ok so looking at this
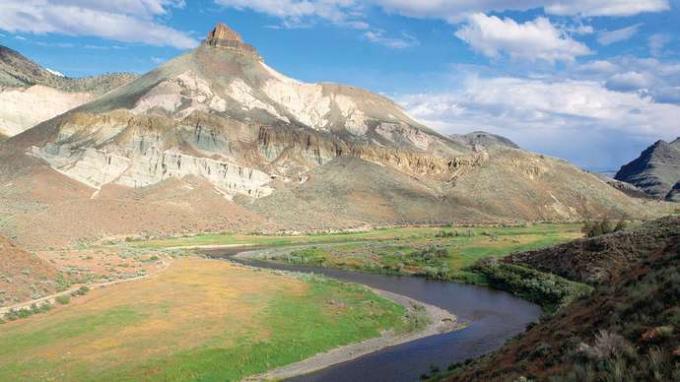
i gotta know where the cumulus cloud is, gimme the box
[0,0,197,49]
[214,1,670,52]
[399,75,680,168]
[597,23,642,45]
[572,57,680,103]
[605,71,652,91]
[454,14,591,63]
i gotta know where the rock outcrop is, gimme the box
[450,131,520,150]
[205,23,260,58]
[615,138,680,200]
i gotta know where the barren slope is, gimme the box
[615,138,680,200]
[0,45,136,137]
[0,235,58,306]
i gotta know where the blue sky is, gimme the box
[1,0,679,171]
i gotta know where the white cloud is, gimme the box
[649,33,671,56]
[373,0,669,20]
[214,1,671,28]
[455,14,591,63]
[399,75,680,168]
[214,0,359,26]
[605,71,652,92]
[572,57,680,102]
[0,0,197,49]
[597,23,642,45]
[364,30,418,49]
[544,0,669,17]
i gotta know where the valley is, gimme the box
[0,9,679,382]
[0,257,423,381]
[0,223,579,381]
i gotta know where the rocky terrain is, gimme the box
[449,131,519,150]
[505,218,680,284]
[0,235,58,306]
[615,138,680,201]
[0,23,670,248]
[443,217,680,381]
[0,45,136,137]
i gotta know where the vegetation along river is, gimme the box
[205,246,541,382]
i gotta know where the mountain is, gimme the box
[615,138,680,201]
[0,45,136,137]
[444,217,680,381]
[449,131,520,150]
[0,23,668,248]
[0,235,58,307]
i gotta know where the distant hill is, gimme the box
[449,131,520,150]
[0,45,136,137]
[445,217,680,381]
[615,138,680,201]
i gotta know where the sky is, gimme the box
[1,1,679,171]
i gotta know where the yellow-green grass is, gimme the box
[137,223,581,250]
[270,224,582,283]
[0,258,411,381]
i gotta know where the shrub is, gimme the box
[55,295,71,305]
[581,218,627,238]
[71,285,90,297]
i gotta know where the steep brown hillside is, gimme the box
[443,217,680,382]
[505,217,680,284]
[0,235,58,306]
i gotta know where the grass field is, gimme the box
[259,224,582,284]
[138,224,581,251]
[0,258,414,381]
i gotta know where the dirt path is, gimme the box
[235,248,462,382]
[0,259,172,315]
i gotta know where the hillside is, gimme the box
[0,235,58,307]
[0,45,136,137]
[615,138,680,200]
[0,23,670,248]
[449,131,520,150]
[442,217,680,381]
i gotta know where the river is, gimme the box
[204,246,541,382]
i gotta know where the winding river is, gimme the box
[205,246,541,382]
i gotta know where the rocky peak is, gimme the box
[204,23,259,58]
[206,23,243,45]
[671,137,680,147]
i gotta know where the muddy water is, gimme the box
[205,247,541,382]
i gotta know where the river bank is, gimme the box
[213,246,541,381]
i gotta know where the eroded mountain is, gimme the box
[0,23,668,247]
[0,45,136,137]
